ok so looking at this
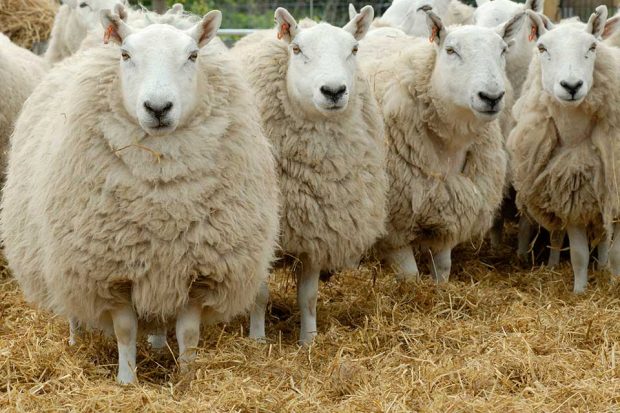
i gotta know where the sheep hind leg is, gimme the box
[489,216,503,248]
[609,224,620,277]
[110,304,138,384]
[430,247,452,284]
[598,237,610,271]
[297,258,321,346]
[385,246,419,281]
[567,225,589,294]
[176,302,202,373]
[249,280,269,341]
[517,216,534,259]
[147,326,167,352]
[68,317,81,346]
[547,230,565,268]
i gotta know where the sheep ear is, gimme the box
[603,14,620,39]
[114,3,128,22]
[275,8,299,43]
[348,3,358,21]
[343,5,374,40]
[100,7,133,44]
[524,10,548,40]
[166,3,184,15]
[586,5,608,38]
[524,0,544,13]
[498,11,526,41]
[475,0,490,6]
[188,10,222,48]
[425,10,446,46]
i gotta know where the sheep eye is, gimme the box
[292,45,301,55]
[188,51,198,62]
[79,2,88,7]
[589,43,597,52]
[121,51,130,61]
[352,45,359,55]
[446,47,456,55]
[537,44,547,53]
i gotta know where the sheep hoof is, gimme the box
[394,271,419,282]
[298,331,317,346]
[148,334,168,352]
[116,369,136,385]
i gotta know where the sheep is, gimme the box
[508,7,620,293]
[1,6,279,383]
[358,11,521,282]
[603,12,620,47]
[232,7,387,345]
[350,0,474,38]
[0,33,48,177]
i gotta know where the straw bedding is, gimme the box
[0,0,57,49]
[3,228,620,411]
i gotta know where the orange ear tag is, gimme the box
[103,25,114,44]
[528,25,537,42]
[429,26,438,43]
[277,22,290,40]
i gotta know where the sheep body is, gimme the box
[1,43,279,328]
[360,35,507,252]
[0,33,47,174]
[233,30,387,271]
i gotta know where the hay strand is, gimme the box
[0,0,58,49]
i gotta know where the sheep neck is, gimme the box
[548,103,593,148]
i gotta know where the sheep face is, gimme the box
[527,7,607,105]
[65,0,125,31]
[426,11,520,121]
[274,7,373,118]
[100,7,222,136]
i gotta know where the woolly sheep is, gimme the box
[603,12,620,47]
[1,7,279,383]
[359,11,519,282]
[0,34,48,177]
[509,7,620,293]
[232,7,387,345]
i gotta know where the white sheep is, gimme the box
[603,11,620,47]
[359,11,520,282]
[0,34,48,176]
[509,7,620,293]
[232,6,387,345]
[1,7,279,383]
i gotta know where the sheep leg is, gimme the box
[490,216,503,248]
[68,317,80,346]
[567,225,589,294]
[249,280,269,341]
[297,258,321,345]
[385,246,419,281]
[147,326,167,351]
[609,224,620,277]
[547,230,565,268]
[176,302,202,373]
[517,216,534,258]
[598,238,610,271]
[430,247,452,284]
[110,305,138,384]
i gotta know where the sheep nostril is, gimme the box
[320,85,347,102]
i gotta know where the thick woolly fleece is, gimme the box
[233,29,388,271]
[0,34,47,176]
[45,4,87,64]
[360,36,507,251]
[1,43,280,328]
[509,44,620,234]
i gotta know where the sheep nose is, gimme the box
[560,80,583,97]
[478,91,505,108]
[320,85,347,102]
[143,101,173,119]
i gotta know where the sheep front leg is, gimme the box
[110,304,138,384]
[598,238,609,270]
[547,230,565,268]
[567,225,589,294]
[176,302,202,373]
[147,326,167,351]
[609,224,620,277]
[68,317,80,346]
[517,216,534,258]
[490,216,503,248]
[430,247,452,284]
[297,258,321,345]
[249,280,269,341]
[385,246,419,281]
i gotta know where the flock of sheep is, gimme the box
[1,0,619,384]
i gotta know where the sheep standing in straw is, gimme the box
[0,33,47,176]
[509,7,620,293]
[359,11,521,281]
[232,6,387,345]
[1,6,279,383]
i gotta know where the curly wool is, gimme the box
[360,36,507,251]
[233,30,388,271]
[1,43,279,328]
[0,33,47,177]
[509,44,620,234]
